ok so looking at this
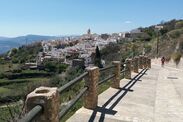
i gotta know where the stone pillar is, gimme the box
[144,56,148,68]
[84,66,99,109]
[133,56,139,73]
[25,87,60,122]
[124,59,132,79]
[148,58,151,69]
[112,61,121,89]
[139,55,143,69]
[131,58,134,71]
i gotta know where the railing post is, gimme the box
[145,56,149,69]
[133,56,139,73]
[124,59,132,79]
[142,56,147,69]
[131,58,134,71]
[112,61,120,89]
[25,87,60,122]
[148,58,151,69]
[139,55,143,69]
[84,66,99,109]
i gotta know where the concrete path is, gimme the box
[67,63,183,122]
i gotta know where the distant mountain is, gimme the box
[0,41,20,54]
[0,35,59,54]
[0,37,10,40]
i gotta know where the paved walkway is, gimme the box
[67,63,183,122]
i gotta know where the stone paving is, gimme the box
[67,62,183,122]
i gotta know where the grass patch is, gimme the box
[0,87,10,94]
[98,80,112,94]
[0,104,22,122]
[0,77,49,83]
[0,77,50,88]
[0,64,19,73]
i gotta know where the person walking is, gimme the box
[161,56,165,67]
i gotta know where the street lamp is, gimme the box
[155,25,163,58]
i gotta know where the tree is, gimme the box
[101,34,110,40]
[44,62,57,72]
[94,46,103,68]
[10,48,18,56]
[57,64,68,73]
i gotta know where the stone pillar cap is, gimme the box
[27,87,58,98]
[112,61,120,63]
[134,56,139,58]
[126,59,132,61]
[85,66,98,70]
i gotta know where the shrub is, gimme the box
[0,73,5,79]
[12,57,19,64]
[144,44,152,54]
[168,28,183,38]
[57,64,68,73]
[49,75,62,86]
[171,52,182,66]
[175,21,183,29]
[44,62,57,72]
[165,56,171,62]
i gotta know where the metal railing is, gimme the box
[59,87,88,119]
[19,55,150,122]
[19,105,43,122]
[99,65,115,72]
[98,64,116,85]
[58,72,88,93]
[120,69,127,76]
[58,72,88,120]
[98,74,115,85]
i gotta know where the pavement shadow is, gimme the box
[88,68,148,122]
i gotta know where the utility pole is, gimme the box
[155,25,163,58]
[157,33,159,57]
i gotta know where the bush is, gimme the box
[168,28,183,38]
[12,57,19,64]
[49,75,63,86]
[0,73,5,79]
[57,64,68,73]
[144,44,152,54]
[11,69,22,73]
[175,21,183,29]
[172,52,182,66]
[44,62,57,72]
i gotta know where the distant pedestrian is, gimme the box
[161,56,165,67]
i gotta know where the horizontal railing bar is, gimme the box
[59,87,88,119]
[121,69,127,73]
[99,65,115,72]
[98,74,115,85]
[120,69,127,76]
[19,105,43,122]
[58,72,88,93]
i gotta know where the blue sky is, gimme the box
[0,0,183,37]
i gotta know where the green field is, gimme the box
[0,87,10,94]
[0,64,19,73]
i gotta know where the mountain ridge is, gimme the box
[0,34,65,54]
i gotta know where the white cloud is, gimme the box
[124,21,132,24]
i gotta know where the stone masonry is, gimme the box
[25,87,60,122]
[84,66,99,109]
[112,61,121,89]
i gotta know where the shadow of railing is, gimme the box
[88,68,148,122]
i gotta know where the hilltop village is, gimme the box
[27,29,147,69]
